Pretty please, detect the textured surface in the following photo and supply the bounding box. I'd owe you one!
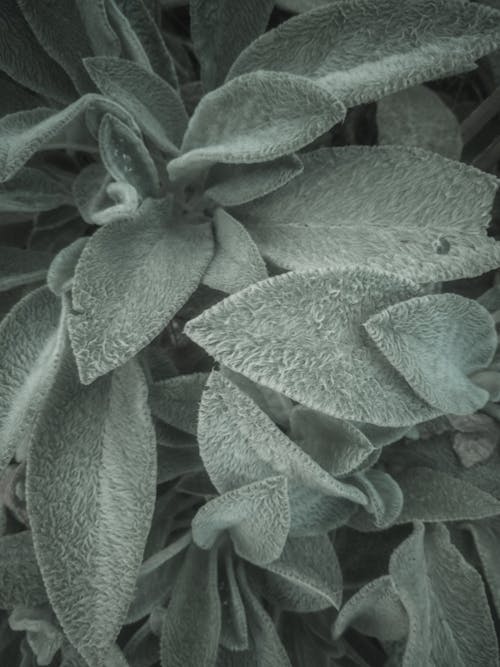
[0,167,71,213]
[47,239,87,297]
[69,196,214,383]
[0,532,47,609]
[187,269,442,426]
[168,71,345,181]
[26,351,156,667]
[0,247,53,291]
[228,0,500,107]
[233,146,500,282]
[150,372,208,435]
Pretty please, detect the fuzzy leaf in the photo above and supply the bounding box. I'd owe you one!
[186,268,441,426]
[202,209,268,294]
[0,532,47,610]
[233,146,500,282]
[150,373,208,435]
[228,0,500,107]
[364,294,497,414]
[219,550,248,651]
[75,0,121,57]
[99,114,160,198]
[0,168,71,214]
[192,476,291,565]
[377,85,462,159]
[349,469,403,530]
[205,155,303,208]
[68,196,213,383]
[464,518,500,617]
[72,163,113,224]
[167,71,345,182]
[190,0,274,90]
[0,287,62,469]
[84,56,187,153]
[47,239,87,297]
[160,544,221,667]
[26,349,157,667]
[0,248,53,291]
[9,605,62,666]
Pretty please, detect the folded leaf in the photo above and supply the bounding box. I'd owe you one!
[47,238,87,296]
[84,56,187,153]
[205,155,303,207]
[150,373,208,435]
[464,518,500,617]
[72,162,113,224]
[186,268,441,426]
[219,550,248,651]
[349,469,403,530]
[168,71,345,181]
[233,146,500,282]
[202,209,268,293]
[228,0,500,107]
[160,544,221,667]
[0,168,72,213]
[0,248,53,291]
[0,532,47,609]
[364,293,497,414]
[69,196,214,383]
[377,85,463,159]
[9,605,62,666]
[193,476,290,565]
[190,0,274,90]
[27,349,157,667]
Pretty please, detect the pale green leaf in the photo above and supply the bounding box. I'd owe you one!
[186,268,441,426]
[0,168,72,213]
[9,605,62,666]
[68,196,214,383]
[47,238,87,297]
[202,209,268,294]
[75,0,121,57]
[277,0,331,11]
[157,442,203,483]
[228,0,500,107]
[72,163,113,224]
[150,373,208,435]
[84,56,187,153]
[0,248,53,291]
[464,518,500,617]
[167,71,345,182]
[106,0,152,72]
[192,476,291,565]
[349,469,403,530]
[233,146,500,282]
[219,550,248,651]
[377,85,463,159]
[26,349,157,667]
[190,0,274,90]
[364,293,497,414]
[205,156,303,209]
[0,532,47,610]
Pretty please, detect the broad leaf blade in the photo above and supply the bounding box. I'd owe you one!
[0,168,72,213]
[0,532,47,609]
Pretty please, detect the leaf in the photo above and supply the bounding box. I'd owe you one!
[0,0,75,104]
[232,146,500,282]
[218,550,248,651]
[98,114,160,198]
[228,0,500,107]
[68,196,214,383]
[167,71,345,182]
[0,71,43,118]
[0,247,53,291]
[47,238,87,297]
[192,476,291,565]
[349,469,403,530]
[390,522,499,667]
[157,441,203,484]
[9,605,62,666]
[393,466,500,523]
[160,544,221,667]
[74,0,121,57]
[123,619,160,667]
[0,532,47,609]
[0,287,62,469]
[0,168,72,213]
[84,56,188,153]
[26,348,157,667]
[333,576,408,642]
[364,293,497,414]
[205,155,303,207]
[464,518,500,617]
[72,163,113,224]
[190,0,274,90]
[186,268,442,426]
[289,406,375,476]
[377,85,463,160]
[202,209,268,294]
[150,373,208,435]
[449,413,500,468]
[262,534,342,611]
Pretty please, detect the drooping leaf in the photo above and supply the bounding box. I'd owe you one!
[26,347,157,667]
[167,71,345,182]
[364,293,497,414]
[202,209,268,294]
[186,268,442,426]
[377,85,463,159]
[0,168,72,214]
[190,0,274,90]
[9,605,62,666]
[228,0,500,107]
[150,373,208,435]
[205,155,303,208]
[192,476,291,565]
[68,196,214,383]
[232,146,500,282]
[47,238,87,296]
[0,248,53,291]
[160,544,221,667]
[349,469,403,530]
[0,532,47,610]
[84,56,188,153]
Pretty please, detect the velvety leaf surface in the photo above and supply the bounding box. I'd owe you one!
[46,238,87,297]
[465,518,500,616]
[0,248,53,291]
[75,0,121,57]
[0,168,72,213]
[9,605,62,665]
[349,469,404,530]
[68,196,214,383]
[228,0,500,107]
[0,532,47,609]
[72,163,114,225]
[233,146,500,282]
[218,550,248,651]
[150,372,208,435]
[167,71,345,181]
[190,0,274,90]
[26,349,157,667]
[105,0,153,73]
[186,268,441,426]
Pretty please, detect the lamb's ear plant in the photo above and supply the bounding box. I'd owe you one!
[2,0,500,665]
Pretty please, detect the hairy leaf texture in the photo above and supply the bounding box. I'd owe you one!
[233,146,500,282]
[150,372,209,435]
[0,532,47,610]
[228,0,500,107]
[47,238,87,297]
[0,168,72,214]
[26,346,156,667]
